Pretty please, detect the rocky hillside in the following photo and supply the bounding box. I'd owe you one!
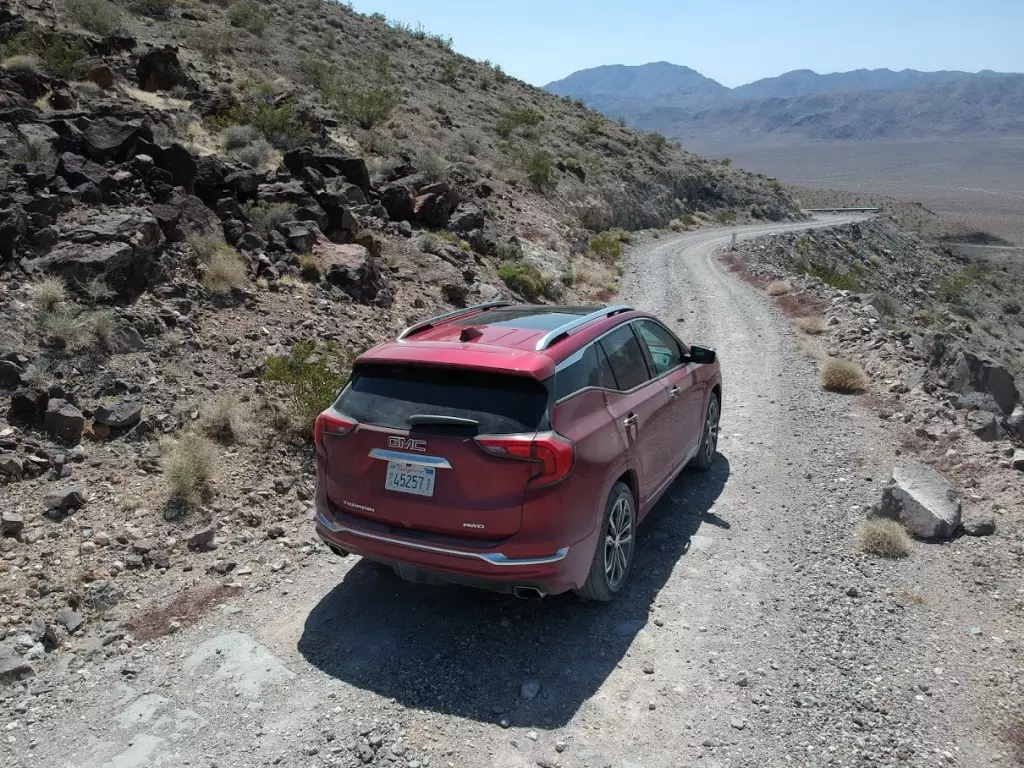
[0,0,804,687]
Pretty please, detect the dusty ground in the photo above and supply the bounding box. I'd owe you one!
[4,218,1021,768]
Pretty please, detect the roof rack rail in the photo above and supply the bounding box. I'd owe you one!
[396,301,512,341]
[534,305,633,351]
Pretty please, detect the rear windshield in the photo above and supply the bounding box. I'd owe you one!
[337,364,550,434]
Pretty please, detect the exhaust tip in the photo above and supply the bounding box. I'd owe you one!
[513,586,545,600]
[325,543,350,558]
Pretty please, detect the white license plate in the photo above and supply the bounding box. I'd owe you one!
[384,462,436,497]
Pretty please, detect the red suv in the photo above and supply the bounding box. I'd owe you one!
[314,303,722,601]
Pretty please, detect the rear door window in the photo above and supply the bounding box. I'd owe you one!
[598,325,652,391]
[634,320,685,375]
[337,365,549,434]
[555,343,618,401]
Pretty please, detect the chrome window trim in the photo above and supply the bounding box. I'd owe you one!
[317,511,569,565]
[368,449,452,469]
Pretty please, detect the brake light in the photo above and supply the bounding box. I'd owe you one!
[476,432,575,489]
[314,410,356,453]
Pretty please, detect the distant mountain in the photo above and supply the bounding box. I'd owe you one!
[544,63,1024,143]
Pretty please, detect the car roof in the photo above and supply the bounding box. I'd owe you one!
[356,303,651,379]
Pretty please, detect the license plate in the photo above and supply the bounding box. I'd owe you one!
[384,462,436,497]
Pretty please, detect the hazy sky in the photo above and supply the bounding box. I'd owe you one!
[350,0,1023,87]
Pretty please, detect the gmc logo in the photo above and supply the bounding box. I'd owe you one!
[389,436,427,452]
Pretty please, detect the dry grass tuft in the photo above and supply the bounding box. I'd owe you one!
[821,359,869,393]
[200,394,247,444]
[767,280,792,296]
[89,310,116,347]
[187,236,248,293]
[29,276,69,311]
[163,432,218,506]
[298,253,323,282]
[39,308,85,348]
[858,519,911,558]
[797,316,827,334]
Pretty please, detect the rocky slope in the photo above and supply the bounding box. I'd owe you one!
[0,0,805,692]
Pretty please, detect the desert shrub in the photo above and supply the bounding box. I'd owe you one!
[129,0,174,16]
[857,519,910,558]
[39,307,85,348]
[936,263,990,302]
[243,201,296,237]
[417,232,442,254]
[796,316,826,334]
[499,262,547,301]
[678,212,697,227]
[221,123,260,150]
[495,239,523,261]
[11,136,56,169]
[190,29,232,61]
[438,59,460,85]
[210,82,312,149]
[231,138,272,167]
[298,253,323,282]
[1003,300,1022,315]
[71,0,121,34]
[582,113,604,136]
[715,210,737,224]
[820,359,868,393]
[496,107,544,138]
[163,432,218,506]
[643,132,667,153]
[200,394,246,443]
[416,149,448,182]
[89,309,116,347]
[519,149,553,190]
[590,231,623,262]
[203,247,247,293]
[767,280,792,296]
[357,129,396,156]
[83,278,115,303]
[2,54,40,74]
[333,83,401,129]
[29,276,69,311]
[262,340,351,437]
[227,0,269,33]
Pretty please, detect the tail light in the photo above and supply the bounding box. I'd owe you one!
[476,432,575,489]
[314,410,356,453]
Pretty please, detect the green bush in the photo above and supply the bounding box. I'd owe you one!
[644,132,667,153]
[518,149,553,190]
[129,0,173,17]
[715,210,737,224]
[499,262,547,301]
[263,340,352,437]
[211,87,312,149]
[590,231,623,262]
[936,263,990,302]
[227,0,269,34]
[336,83,401,129]
[795,258,863,292]
[221,124,260,150]
[496,107,545,138]
[242,201,296,238]
[495,239,523,261]
[678,212,697,227]
[71,0,122,34]
[415,149,448,182]
[231,138,272,168]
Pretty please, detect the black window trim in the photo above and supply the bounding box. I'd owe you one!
[553,319,690,403]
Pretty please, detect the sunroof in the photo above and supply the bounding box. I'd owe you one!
[453,306,596,331]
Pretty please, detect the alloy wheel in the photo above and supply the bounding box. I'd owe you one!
[704,397,720,464]
[604,495,634,589]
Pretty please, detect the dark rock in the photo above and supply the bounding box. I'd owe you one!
[466,229,494,255]
[1,511,25,537]
[238,231,267,252]
[447,202,484,233]
[0,648,34,682]
[441,283,469,307]
[136,47,188,92]
[187,524,216,551]
[0,359,22,389]
[73,181,103,205]
[966,410,1000,442]
[86,64,117,89]
[94,400,143,429]
[152,143,197,192]
[84,579,121,611]
[43,487,86,512]
[962,516,996,537]
[414,185,460,227]
[0,204,28,263]
[281,220,321,253]
[257,180,307,204]
[8,386,48,425]
[98,29,136,53]
[57,152,116,200]
[150,191,220,242]
[378,182,415,222]
[284,148,370,192]
[294,201,329,232]
[209,560,235,575]
[225,169,259,198]
[300,167,325,190]
[1006,406,1024,442]
[320,243,389,305]
[266,523,286,539]
[929,335,1019,415]
[83,117,144,164]
[44,399,85,444]
[107,324,147,354]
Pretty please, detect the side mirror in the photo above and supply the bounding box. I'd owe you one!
[688,346,717,364]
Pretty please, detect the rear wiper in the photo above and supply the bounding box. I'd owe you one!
[408,414,480,427]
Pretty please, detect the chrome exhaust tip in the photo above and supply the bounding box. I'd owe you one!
[326,543,350,558]
[512,586,545,600]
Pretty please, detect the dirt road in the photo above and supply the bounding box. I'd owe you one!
[11,218,1011,768]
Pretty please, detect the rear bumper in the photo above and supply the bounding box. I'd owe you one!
[314,502,594,595]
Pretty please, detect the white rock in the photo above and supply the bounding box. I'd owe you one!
[876,461,961,539]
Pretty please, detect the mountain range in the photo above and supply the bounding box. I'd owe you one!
[545,63,1024,146]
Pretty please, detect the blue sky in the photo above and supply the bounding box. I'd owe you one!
[350,0,1023,87]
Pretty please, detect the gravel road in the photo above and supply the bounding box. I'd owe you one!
[10,218,1015,768]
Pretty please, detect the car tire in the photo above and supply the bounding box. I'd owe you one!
[689,392,720,471]
[575,481,636,602]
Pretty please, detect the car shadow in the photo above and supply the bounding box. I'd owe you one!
[297,456,731,728]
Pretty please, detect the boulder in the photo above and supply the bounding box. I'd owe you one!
[44,399,85,444]
[929,335,1019,415]
[0,455,23,480]
[257,180,307,204]
[8,386,48,425]
[84,579,121,611]
[150,191,220,242]
[283,149,370,192]
[43,487,86,512]
[0,204,28,263]
[280,220,321,253]
[1,511,24,537]
[0,359,22,389]
[152,143,197,192]
[57,152,116,200]
[962,516,996,537]
[441,283,469,307]
[1006,406,1024,442]
[107,324,147,354]
[86,64,117,89]
[413,183,460,227]
[1012,450,1024,471]
[30,210,165,298]
[446,202,484,233]
[0,647,34,683]
[318,242,389,305]
[136,47,188,92]
[875,462,962,539]
[94,400,143,429]
[379,182,415,222]
[83,117,144,164]
[966,410,1000,442]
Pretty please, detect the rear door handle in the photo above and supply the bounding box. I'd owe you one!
[668,386,680,399]
[623,414,638,427]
